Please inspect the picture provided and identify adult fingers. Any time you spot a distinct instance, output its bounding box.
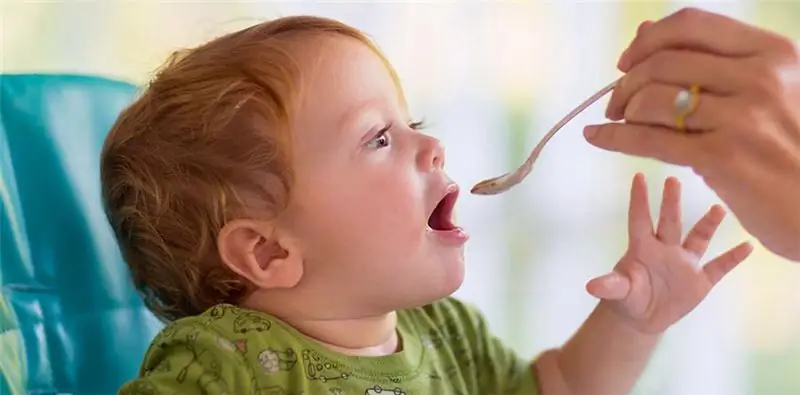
[636,20,654,36]
[583,122,710,168]
[607,50,755,121]
[620,83,732,132]
[618,8,783,72]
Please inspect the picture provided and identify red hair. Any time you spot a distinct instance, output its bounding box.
[100,15,390,322]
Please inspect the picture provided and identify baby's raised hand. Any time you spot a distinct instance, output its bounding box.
[586,173,753,334]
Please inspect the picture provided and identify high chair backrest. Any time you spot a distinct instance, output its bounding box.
[0,74,163,394]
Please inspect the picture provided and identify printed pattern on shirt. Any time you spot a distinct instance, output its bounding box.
[118,298,538,395]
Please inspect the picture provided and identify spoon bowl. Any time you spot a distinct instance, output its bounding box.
[469,173,512,195]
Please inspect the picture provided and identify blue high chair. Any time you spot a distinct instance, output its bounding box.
[0,74,163,394]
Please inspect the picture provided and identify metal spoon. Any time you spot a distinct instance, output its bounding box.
[470,78,620,195]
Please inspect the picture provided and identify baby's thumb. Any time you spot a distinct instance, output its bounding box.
[586,271,631,300]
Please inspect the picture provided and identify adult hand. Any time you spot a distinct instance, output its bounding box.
[583,8,800,261]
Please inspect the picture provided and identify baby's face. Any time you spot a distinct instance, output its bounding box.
[284,36,468,314]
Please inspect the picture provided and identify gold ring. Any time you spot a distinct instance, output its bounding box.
[674,84,700,132]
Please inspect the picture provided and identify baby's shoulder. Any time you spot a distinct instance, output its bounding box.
[158,303,301,364]
[148,303,278,349]
[126,304,304,394]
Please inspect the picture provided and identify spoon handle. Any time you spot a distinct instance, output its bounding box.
[470,78,621,196]
[521,78,620,172]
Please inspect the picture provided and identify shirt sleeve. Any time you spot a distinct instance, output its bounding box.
[117,320,254,395]
[445,298,540,395]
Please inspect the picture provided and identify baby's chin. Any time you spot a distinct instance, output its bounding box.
[409,255,466,306]
[443,255,467,293]
[435,267,466,300]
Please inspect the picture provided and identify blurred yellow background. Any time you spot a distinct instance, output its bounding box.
[3,1,800,394]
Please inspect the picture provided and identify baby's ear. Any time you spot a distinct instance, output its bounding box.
[217,219,304,289]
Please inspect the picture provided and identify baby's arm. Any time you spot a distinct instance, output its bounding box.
[533,303,659,394]
[448,295,655,395]
[532,175,751,395]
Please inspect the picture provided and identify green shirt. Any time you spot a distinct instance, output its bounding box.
[119,297,539,394]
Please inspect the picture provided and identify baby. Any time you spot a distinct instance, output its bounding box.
[103,15,753,395]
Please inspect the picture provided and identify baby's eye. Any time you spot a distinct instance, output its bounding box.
[366,126,391,149]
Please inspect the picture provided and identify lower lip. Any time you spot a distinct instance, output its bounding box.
[427,227,470,245]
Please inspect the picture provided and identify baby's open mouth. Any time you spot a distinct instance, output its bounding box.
[428,189,458,231]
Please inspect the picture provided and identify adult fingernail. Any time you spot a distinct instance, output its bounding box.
[636,20,653,36]
[617,49,630,71]
[584,125,599,139]
[619,21,652,71]
[605,101,617,120]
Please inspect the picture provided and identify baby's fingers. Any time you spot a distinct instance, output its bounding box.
[683,204,726,258]
[656,177,682,244]
[586,271,631,300]
[628,173,654,239]
[703,241,754,285]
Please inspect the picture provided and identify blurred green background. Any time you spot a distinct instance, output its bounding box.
[3,1,800,394]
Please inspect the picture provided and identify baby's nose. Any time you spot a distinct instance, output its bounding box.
[418,135,445,170]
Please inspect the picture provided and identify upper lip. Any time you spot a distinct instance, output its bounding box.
[427,181,459,228]
[431,182,458,210]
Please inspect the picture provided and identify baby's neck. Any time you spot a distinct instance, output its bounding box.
[283,312,400,357]
[240,293,401,357]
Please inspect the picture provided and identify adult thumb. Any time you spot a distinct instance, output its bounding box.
[583,123,697,168]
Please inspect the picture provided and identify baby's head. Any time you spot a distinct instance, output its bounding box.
[101,15,468,323]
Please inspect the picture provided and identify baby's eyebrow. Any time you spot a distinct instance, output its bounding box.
[336,97,394,141]
[337,97,384,127]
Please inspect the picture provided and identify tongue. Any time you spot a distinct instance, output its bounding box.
[428,199,452,231]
